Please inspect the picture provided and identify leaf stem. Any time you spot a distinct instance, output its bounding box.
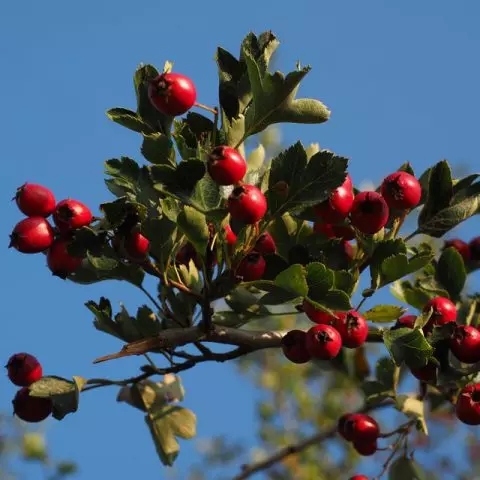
[194,102,218,115]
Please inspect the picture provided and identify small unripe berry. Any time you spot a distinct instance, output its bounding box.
[207,146,247,185]
[255,232,276,255]
[305,324,342,360]
[331,311,368,349]
[9,217,54,254]
[444,239,471,263]
[54,199,92,233]
[281,330,311,364]
[47,239,83,277]
[350,192,389,234]
[236,251,265,281]
[302,300,334,324]
[13,387,52,423]
[450,325,480,364]
[6,353,43,387]
[148,72,196,116]
[423,297,457,330]
[456,383,480,425]
[380,171,422,210]
[228,184,267,224]
[15,183,56,217]
[313,175,354,224]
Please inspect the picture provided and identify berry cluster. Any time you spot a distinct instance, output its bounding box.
[338,413,381,456]
[6,353,52,423]
[443,236,480,265]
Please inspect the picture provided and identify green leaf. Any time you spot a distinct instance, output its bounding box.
[370,239,407,289]
[191,174,223,213]
[315,290,352,311]
[380,250,434,286]
[333,270,357,296]
[375,357,396,388]
[86,297,122,339]
[305,262,334,299]
[213,311,258,328]
[106,108,154,134]
[384,328,433,368]
[395,394,428,435]
[225,287,270,316]
[141,133,175,166]
[364,305,406,323]
[247,144,266,170]
[87,251,118,271]
[135,305,162,338]
[362,381,394,404]
[177,206,209,257]
[390,280,433,309]
[436,247,466,297]
[274,264,308,297]
[389,456,427,480]
[143,216,177,268]
[100,197,147,229]
[146,406,197,466]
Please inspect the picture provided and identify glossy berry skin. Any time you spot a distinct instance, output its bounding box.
[255,232,276,255]
[207,146,247,185]
[394,314,416,329]
[314,222,355,241]
[9,217,54,254]
[236,251,265,281]
[313,176,354,224]
[344,414,380,443]
[456,384,480,425]
[53,199,92,232]
[450,325,480,364]
[444,239,471,263]
[228,184,267,224]
[331,311,368,349]
[148,72,196,116]
[410,362,437,383]
[13,387,52,423]
[47,239,83,277]
[124,232,150,262]
[423,297,457,329]
[281,330,311,364]
[353,440,377,456]
[6,353,42,387]
[302,300,334,324]
[380,171,422,210]
[350,192,389,234]
[305,324,342,360]
[15,183,56,217]
[469,237,480,262]
[224,224,237,246]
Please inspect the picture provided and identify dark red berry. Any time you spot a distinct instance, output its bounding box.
[281,330,311,364]
[207,146,247,185]
[305,324,342,360]
[350,192,389,234]
[255,232,276,255]
[12,387,52,423]
[9,217,54,254]
[349,476,369,480]
[380,171,422,210]
[224,224,237,246]
[444,239,471,263]
[313,176,354,224]
[450,325,480,364]
[410,362,437,383]
[47,239,83,277]
[342,240,354,263]
[176,242,201,269]
[314,222,355,241]
[6,353,42,387]
[456,384,480,425]
[423,297,457,330]
[54,199,92,232]
[302,299,334,324]
[338,413,355,441]
[148,72,196,116]
[344,414,380,443]
[228,184,267,224]
[394,314,416,329]
[236,251,265,281]
[331,311,368,349]
[15,183,56,217]
[353,439,377,456]
[124,232,150,262]
[470,236,480,263]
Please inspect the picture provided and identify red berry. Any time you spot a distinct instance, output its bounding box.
[15,183,56,217]
[12,387,52,423]
[331,311,368,349]
[338,413,355,441]
[313,176,354,224]
[410,362,437,383]
[54,199,92,232]
[305,324,342,360]
[450,325,480,364]
[349,476,369,480]
[228,184,267,224]
[281,330,311,364]
[255,232,276,255]
[342,240,354,263]
[470,236,480,262]
[6,353,42,387]
[344,414,380,443]
[444,239,471,263]
[380,171,422,210]
[124,232,150,262]
[314,222,355,241]
[9,217,54,254]
[350,192,389,234]
[207,146,247,186]
[302,300,334,324]
[148,72,196,116]
[423,297,457,329]
[224,224,237,246]
[236,251,265,281]
[176,242,201,269]
[395,314,416,329]
[353,439,377,456]
[47,239,83,277]
[456,383,480,425]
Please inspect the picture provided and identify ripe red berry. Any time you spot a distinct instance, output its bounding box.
[353,439,377,456]
[6,353,43,387]
[456,383,480,425]
[394,314,416,329]
[305,324,342,360]
[470,237,480,262]
[15,183,56,217]
[124,232,150,262]
[302,300,334,324]
[410,362,437,383]
[444,239,471,263]
[331,311,368,349]
[9,217,54,254]
[228,184,267,224]
[313,176,354,224]
[255,232,276,255]
[148,72,196,116]
[54,199,92,232]
[236,251,265,281]
[349,476,369,480]
[281,330,311,364]
[338,413,355,441]
[314,222,355,241]
[344,414,380,443]
[47,239,83,277]
[207,146,247,186]
[450,325,480,364]
[224,224,237,246]
[423,297,457,329]
[12,387,52,423]
[380,171,422,210]
[350,192,389,234]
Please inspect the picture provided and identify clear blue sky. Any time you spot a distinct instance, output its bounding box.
[1,1,479,479]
